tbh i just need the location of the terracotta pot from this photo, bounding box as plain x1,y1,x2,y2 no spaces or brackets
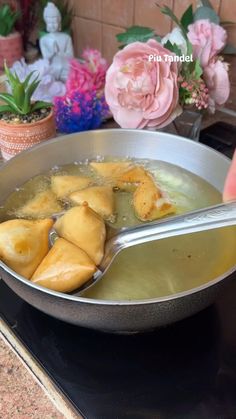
0,110,56,160
0,32,23,69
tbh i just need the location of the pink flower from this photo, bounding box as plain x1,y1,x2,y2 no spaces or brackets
67,60,94,92
203,59,230,112
66,50,108,94
82,48,108,73
187,19,227,68
105,40,180,129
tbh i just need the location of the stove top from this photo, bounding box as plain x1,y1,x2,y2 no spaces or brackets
1,278,236,419
0,125,236,419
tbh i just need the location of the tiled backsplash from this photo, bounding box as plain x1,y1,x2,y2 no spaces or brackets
70,0,236,62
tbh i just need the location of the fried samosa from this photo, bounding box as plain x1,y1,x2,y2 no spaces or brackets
90,162,131,180
117,166,152,191
133,179,176,221
0,218,53,278
51,175,92,199
69,186,115,220
31,238,96,293
16,190,62,218
54,204,106,265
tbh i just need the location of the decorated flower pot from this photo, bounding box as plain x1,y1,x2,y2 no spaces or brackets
0,32,23,69
0,110,56,160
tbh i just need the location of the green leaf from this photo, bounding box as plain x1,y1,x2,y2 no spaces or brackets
0,93,22,114
27,78,40,98
1,4,10,18
194,6,220,24
0,104,16,113
13,71,21,85
187,58,196,73
12,84,25,109
0,92,15,101
31,101,52,112
164,41,182,56
186,39,193,56
38,30,47,38
194,59,203,79
181,5,193,31
222,44,236,54
22,78,40,114
22,95,31,114
154,34,162,43
0,4,20,36
23,71,35,89
4,63,17,89
116,26,157,45
0,21,8,36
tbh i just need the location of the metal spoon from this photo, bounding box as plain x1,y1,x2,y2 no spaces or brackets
50,201,236,295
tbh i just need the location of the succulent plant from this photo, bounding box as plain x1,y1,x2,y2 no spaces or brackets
0,4,20,37
0,63,52,116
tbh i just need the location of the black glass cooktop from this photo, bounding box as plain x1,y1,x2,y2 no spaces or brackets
1,278,236,419
0,125,236,419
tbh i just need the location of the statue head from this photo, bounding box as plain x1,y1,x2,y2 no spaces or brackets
43,2,61,33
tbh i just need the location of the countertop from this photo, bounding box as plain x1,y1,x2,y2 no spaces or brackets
0,336,66,419
0,56,236,418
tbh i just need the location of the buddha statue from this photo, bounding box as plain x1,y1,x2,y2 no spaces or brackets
39,2,74,82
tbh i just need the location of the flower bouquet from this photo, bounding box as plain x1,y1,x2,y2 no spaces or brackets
105,1,232,132
54,48,110,133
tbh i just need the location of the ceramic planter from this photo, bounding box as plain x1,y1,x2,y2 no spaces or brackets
0,110,56,160
0,31,23,69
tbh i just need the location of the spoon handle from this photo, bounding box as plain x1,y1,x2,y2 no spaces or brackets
106,201,236,256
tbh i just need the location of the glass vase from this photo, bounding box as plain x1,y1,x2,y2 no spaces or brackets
158,109,202,141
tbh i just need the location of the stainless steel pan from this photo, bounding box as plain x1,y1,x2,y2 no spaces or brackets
0,129,235,333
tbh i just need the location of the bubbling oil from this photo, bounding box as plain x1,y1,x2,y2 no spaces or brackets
0,158,235,301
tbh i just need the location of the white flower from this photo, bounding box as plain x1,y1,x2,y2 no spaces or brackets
161,27,187,56
9,58,66,102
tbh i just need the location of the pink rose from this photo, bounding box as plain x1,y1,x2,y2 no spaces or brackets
203,59,230,112
188,19,227,68
105,40,180,129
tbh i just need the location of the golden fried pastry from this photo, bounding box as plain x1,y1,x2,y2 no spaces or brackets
133,179,176,221
16,190,62,218
90,161,131,180
54,204,106,265
31,238,96,293
117,166,152,191
0,218,53,278
51,175,92,199
69,186,115,220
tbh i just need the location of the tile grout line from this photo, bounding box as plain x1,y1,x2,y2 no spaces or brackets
0,318,81,419
74,14,127,30
132,0,135,26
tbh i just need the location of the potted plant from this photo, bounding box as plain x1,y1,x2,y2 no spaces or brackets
0,3,23,69
0,64,56,160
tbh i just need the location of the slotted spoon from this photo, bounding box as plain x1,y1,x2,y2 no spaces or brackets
50,200,236,295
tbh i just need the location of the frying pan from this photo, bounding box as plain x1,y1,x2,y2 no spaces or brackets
0,129,235,333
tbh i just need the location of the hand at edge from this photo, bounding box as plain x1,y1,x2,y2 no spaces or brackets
223,150,236,202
